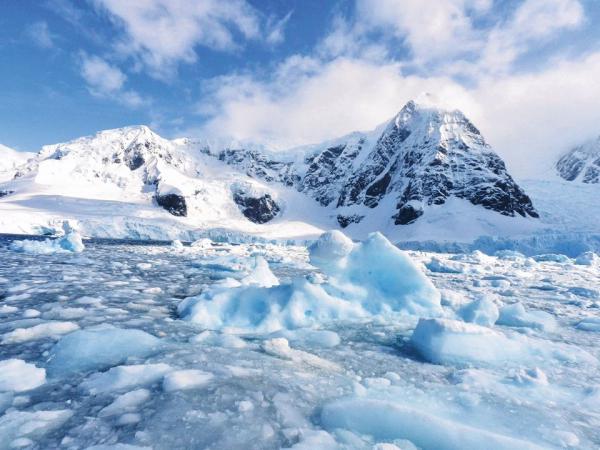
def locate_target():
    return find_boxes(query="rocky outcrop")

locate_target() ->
[155,193,187,217]
[233,191,280,224]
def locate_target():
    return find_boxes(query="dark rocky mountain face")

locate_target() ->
[233,191,280,224]
[216,100,538,225]
[155,193,187,217]
[557,138,600,184]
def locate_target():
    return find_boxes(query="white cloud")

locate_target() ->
[198,48,600,177]
[477,0,585,75]
[91,0,287,79]
[266,11,293,45]
[80,54,147,108]
[354,0,492,63]
[25,21,55,49]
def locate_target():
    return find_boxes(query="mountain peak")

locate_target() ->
[557,135,600,183]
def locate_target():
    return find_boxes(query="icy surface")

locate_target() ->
[1,234,600,448]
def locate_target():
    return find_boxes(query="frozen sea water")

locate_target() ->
[0,234,599,449]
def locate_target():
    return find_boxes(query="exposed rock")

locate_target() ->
[337,214,364,228]
[233,192,280,224]
[156,193,187,217]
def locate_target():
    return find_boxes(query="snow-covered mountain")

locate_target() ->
[556,136,600,183]
[0,99,561,243]
[0,144,34,184]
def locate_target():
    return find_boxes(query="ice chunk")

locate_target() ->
[47,327,163,376]
[411,318,525,366]
[0,359,45,392]
[497,302,557,332]
[532,254,571,263]
[577,317,600,332]
[308,230,354,269]
[178,278,369,333]
[494,250,526,260]
[575,251,599,266]
[190,331,247,349]
[162,370,214,392]
[0,410,72,450]
[240,256,279,287]
[273,329,341,348]
[86,445,151,450]
[321,397,546,450]
[171,239,184,249]
[179,231,441,332]
[9,221,84,254]
[425,257,463,274]
[81,363,172,394]
[261,338,341,372]
[458,296,499,327]
[332,232,442,316]
[98,389,151,417]
[2,321,79,344]
[411,318,594,367]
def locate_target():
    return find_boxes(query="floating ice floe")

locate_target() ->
[411,318,595,367]
[98,388,151,417]
[162,369,214,392]
[47,326,163,376]
[496,302,557,332]
[9,221,85,254]
[178,231,442,333]
[321,396,547,450]
[81,363,172,394]
[2,321,80,344]
[0,359,46,392]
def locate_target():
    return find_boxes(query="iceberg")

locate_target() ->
[178,231,442,333]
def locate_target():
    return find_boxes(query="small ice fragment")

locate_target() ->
[162,369,214,392]
[0,359,45,392]
[458,296,499,327]
[82,364,172,394]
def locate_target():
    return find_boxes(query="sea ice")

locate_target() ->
[47,326,163,376]
[0,359,45,392]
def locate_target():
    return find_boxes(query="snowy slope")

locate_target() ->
[556,136,600,183]
[0,144,34,183]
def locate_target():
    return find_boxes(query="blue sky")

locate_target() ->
[1,0,600,175]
